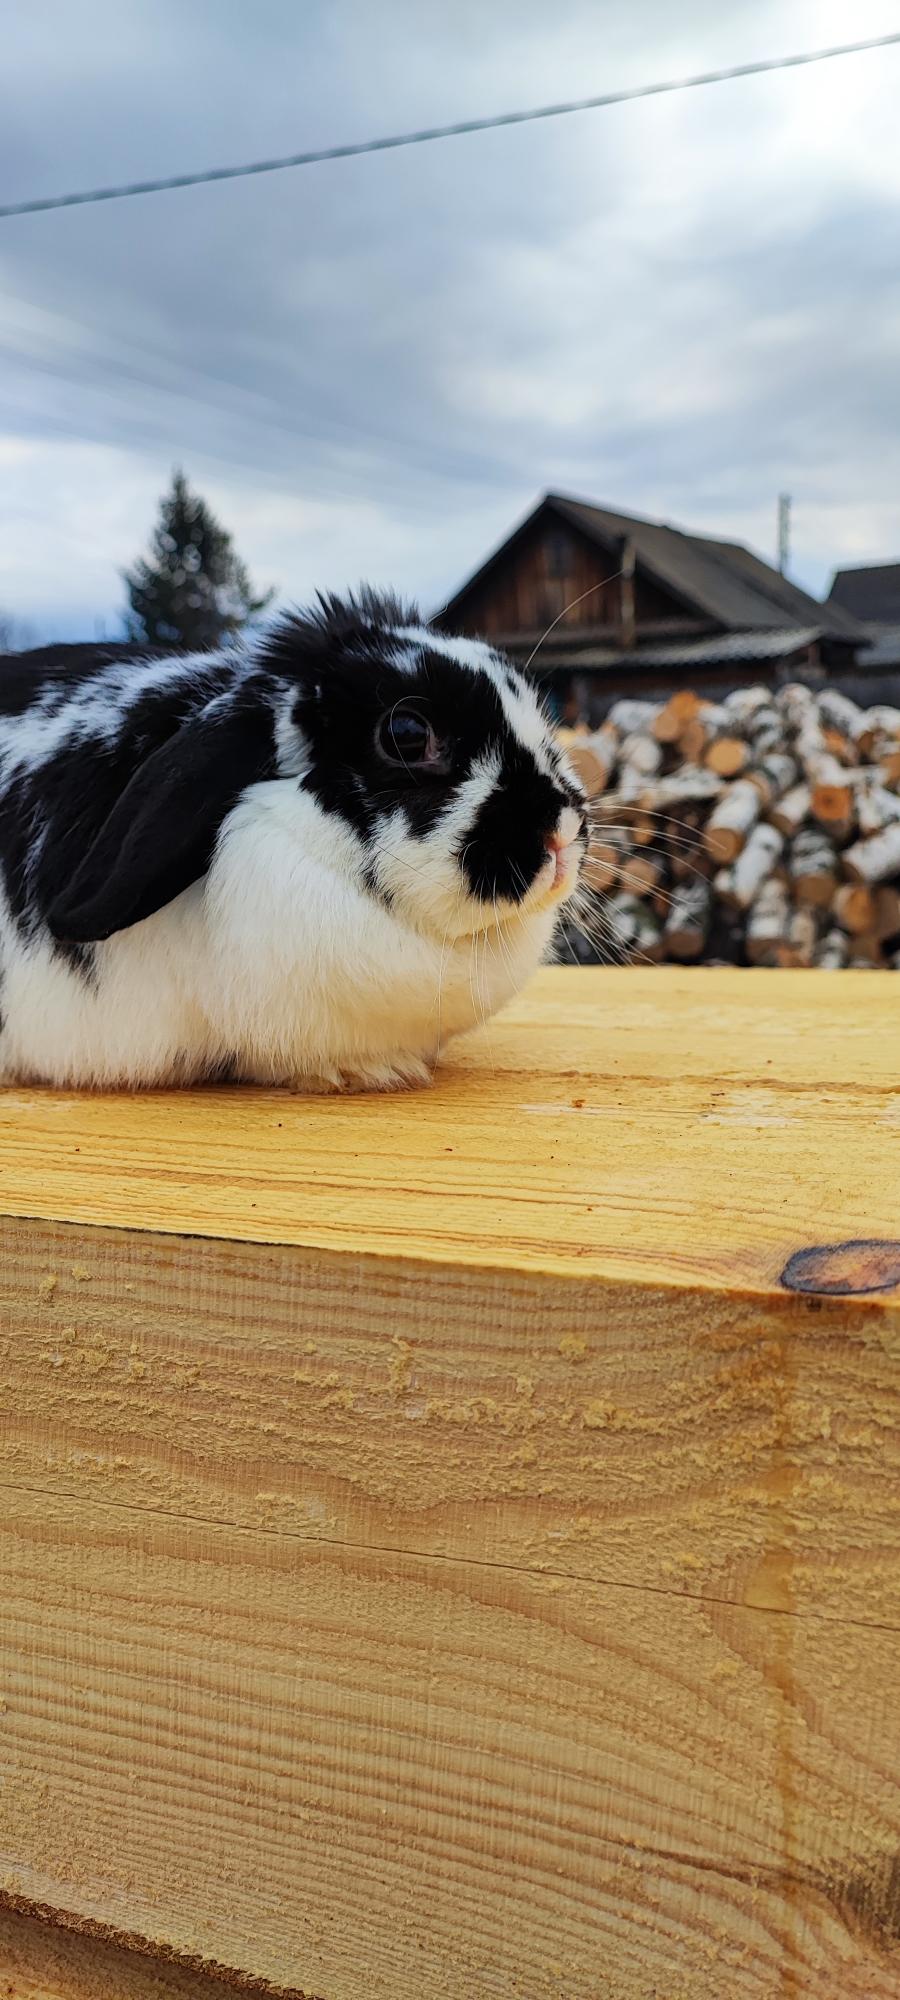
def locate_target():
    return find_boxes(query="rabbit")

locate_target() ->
[0,590,586,1091]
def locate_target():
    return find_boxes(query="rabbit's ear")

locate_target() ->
[47,699,274,943]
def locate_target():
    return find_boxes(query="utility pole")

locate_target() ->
[777,494,791,575]
[620,538,636,650]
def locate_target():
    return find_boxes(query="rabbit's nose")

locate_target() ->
[544,806,583,853]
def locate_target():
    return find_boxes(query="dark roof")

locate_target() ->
[577,627,822,671]
[507,627,824,678]
[439,493,862,641]
[828,562,900,623]
[857,624,900,670]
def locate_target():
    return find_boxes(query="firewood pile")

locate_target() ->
[557,684,900,968]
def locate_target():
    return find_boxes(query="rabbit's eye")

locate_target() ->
[376,708,440,768]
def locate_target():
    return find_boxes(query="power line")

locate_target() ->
[2,30,899,221]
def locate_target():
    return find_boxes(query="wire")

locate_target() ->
[2,30,899,221]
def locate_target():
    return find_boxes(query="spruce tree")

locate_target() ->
[124,470,273,649]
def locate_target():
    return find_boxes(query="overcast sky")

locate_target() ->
[2,0,899,641]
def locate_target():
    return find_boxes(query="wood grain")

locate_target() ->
[1,969,899,1998]
[3,1218,899,1630]
[1,1484,899,2000]
[0,968,898,1293]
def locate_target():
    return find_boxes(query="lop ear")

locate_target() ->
[47,698,275,943]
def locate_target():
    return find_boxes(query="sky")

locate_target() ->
[1,0,899,642]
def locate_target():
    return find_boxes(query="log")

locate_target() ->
[617,761,647,805]
[582,826,629,893]
[566,726,617,798]
[857,704,900,757]
[630,809,660,848]
[745,876,790,964]
[712,863,738,906]
[723,684,771,721]
[795,717,828,770]
[641,767,724,811]
[619,848,663,895]
[670,842,713,883]
[778,905,819,968]
[703,780,761,864]
[604,891,665,962]
[790,828,838,907]
[663,878,712,959]
[745,752,798,807]
[843,821,900,884]
[817,689,866,741]
[848,930,886,966]
[856,781,900,836]
[748,702,781,734]
[682,700,732,761]
[776,682,816,729]
[619,730,663,777]
[607,698,658,736]
[810,779,856,844]
[815,926,850,968]
[753,722,787,760]
[677,715,708,763]
[873,884,900,941]
[804,750,848,790]
[652,689,701,743]
[833,882,878,937]
[769,781,811,837]
[729,823,784,910]
[704,734,749,777]
[821,726,854,765]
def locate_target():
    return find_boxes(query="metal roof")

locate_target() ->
[547,497,862,640]
[829,563,900,623]
[439,493,864,642]
[857,624,900,670]
[510,626,822,676]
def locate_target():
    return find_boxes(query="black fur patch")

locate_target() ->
[0,651,267,951]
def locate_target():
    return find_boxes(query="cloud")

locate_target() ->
[1,0,899,634]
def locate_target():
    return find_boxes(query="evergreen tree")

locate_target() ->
[123,470,274,649]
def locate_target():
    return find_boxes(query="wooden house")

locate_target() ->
[436,493,863,719]
[828,561,900,677]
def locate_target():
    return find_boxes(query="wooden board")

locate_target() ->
[0,967,898,1290]
[0,969,898,1998]
[3,1219,898,1630]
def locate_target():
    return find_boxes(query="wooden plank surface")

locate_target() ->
[2,1483,899,2000]
[2,1225,899,1996]
[0,967,897,1296]
[3,1218,898,1629]
[1,968,899,1998]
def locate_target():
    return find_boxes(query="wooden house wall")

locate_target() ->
[446,519,695,641]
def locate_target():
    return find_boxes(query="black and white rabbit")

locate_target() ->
[0,591,586,1090]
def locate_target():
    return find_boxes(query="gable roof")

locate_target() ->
[439,493,862,641]
[828,562,900,624]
